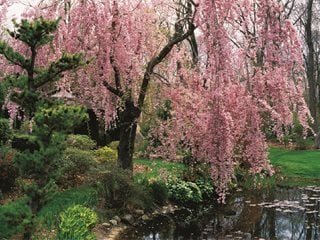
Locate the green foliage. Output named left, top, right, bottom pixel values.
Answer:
left=57, top=205, right=97, bottom=240
left=8, top=17, right=60, bottom=48
left=0, top=16, right=87, bottom=239
left=0, top=17, right=85, bottom=117
left=60, top=147, right=96, bottom=183
left=65, top=134, right=96, bottom=150
left=0, top=41, right=28, bottom=70
left=98, top=167, right=153, bottom=211
left=279, top=113, right=309, bottom=150
left=148, top=180, right=168, bottom=205
left=34, top=52, right=85, bottom=88
left=108, top=141, right=119, bottom=151
left=12, top=133, right=39, bottom=152
left=291, top=120, right=307, bottom=150
left=134, top=158, right=186, bottom=182
left=0, top=146, right=18, bottom=192
left=137, top=99, right=172, bottom=153
left=95, top=146, right=117, bottom=163
left=166, top=178, right=203, bottom=204
left=155, top=99, right=172, bottom=121
left=181, top=151, right=211, bottom=182
left=14, top=133, right=65, bottom=179
left=0, top=198, right=32, bottom=239
left=13, top=105, right=88, bottom=180
left=0, top=80, right=9, bottom=107
left=0, top=118, right=12, bottom=144
left=194, top=179, right=215, bottom=199
left=34, top=105, right=88, bottom=134
left=37, top=185, right=98, bottom=228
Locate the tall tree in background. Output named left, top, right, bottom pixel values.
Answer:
left=305, top=0, right=319, bottom=145
left=285, top=0, right=320, bottom=147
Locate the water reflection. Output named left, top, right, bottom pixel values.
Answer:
left=118, top=186, right=320, bottom=240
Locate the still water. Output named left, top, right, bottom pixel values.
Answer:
left=118, top=186, right=320, bottom=240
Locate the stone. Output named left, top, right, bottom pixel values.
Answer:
left=141, top=214, right=150, bottom=221
left=113, top=215, right=121, bottom=223
left=109, top=219, right=117, bottom=226
left=135, top=209, right=144, bottom=215
left=121, top=214, right=134, bottom=225
left=102, top=222, right=111, bottom=228
left=152, top=210, right=160, bottom=215
left=243, top=233, right=251, bottom=240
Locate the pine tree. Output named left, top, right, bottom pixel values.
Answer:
left=0, top=17, right=84, bottom=117
left=0, top=17, right=87, bottom=239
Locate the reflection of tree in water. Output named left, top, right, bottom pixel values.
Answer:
left=119, top=187, right=320, bottom=240
left=247, top=187, right=320, bottom=240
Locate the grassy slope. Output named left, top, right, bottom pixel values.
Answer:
left=36, top=159, right=183, bottom=229
left=38, top=185, right=98, bottom=228
left=134, top=158, right=186, bottom=180
left=269, top=147, right=320, bottom=186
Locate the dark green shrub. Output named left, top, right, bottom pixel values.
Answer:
left=98, top=167, right=153, bottom=211
left=166, top=178, right=202, bottom=204
left=0, top=146, right=18, bottom=192
left=281, top=113, right=308, bottom=150
left=0, top=118, right=11, bottom=144
left=0, top=198, right=32, bottom=239
left=65, top=134, right=96, bottom=150
left=149, top=180, right=168, bottom=205
left=57, top=204, right=97, bottom=240
left=155, top=99, right=172, bottom=121
left=195, top=179, right=215, bottom=200
left=292, top=122, right=307, bottom=150
left=95, top=146, right=117, bottom=163
left=12, top=134, right=39, bottom=152
left=181, top=151, right=211, bottom=182
left=60, top=147, right=96, bottom=182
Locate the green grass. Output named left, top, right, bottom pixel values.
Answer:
left=268, top=147, right=320, bottom=186
left=134, top=158, right=186, bottom=181
left=37, top=185, right=98, bottom=228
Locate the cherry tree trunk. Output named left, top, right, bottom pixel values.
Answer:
left=117, top=100, right=140, bottom=171
left=118, top=121, right=137, bottom=171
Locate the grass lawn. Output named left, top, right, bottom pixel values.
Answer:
left=268, top=147, right=320, bottom=186
left=134, top=158, right=186, bottom=181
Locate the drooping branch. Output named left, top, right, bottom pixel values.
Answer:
left=138, top=23, right=196, bottom=109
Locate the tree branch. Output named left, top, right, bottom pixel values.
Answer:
left=137, top=23, right=196, bottom=109
left=103, top=81, right=123, bottom=97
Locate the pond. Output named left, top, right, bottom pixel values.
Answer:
left=117, top=186, right=320, bottom=240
